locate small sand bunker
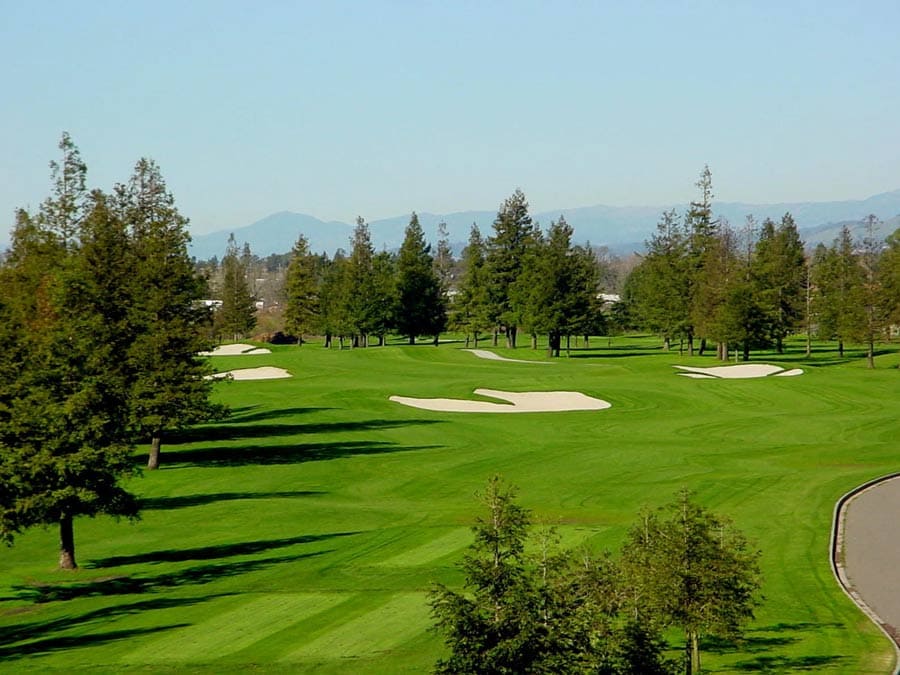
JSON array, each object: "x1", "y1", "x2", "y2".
[
  {"x1": 463, "y1": 349, "x2": 551, "y2": 364},
  {"x1": 199, "y1": 343, "x2": 272, "y2": 356},
  {"x1": 674, "y1": 364, "x2": 803, "y2": 379},
  {"x1": 390, "y1": 388, "x2": 611, "y2": 413},
  {"x1": 208, "y1": 366, "x2": 291, "y2": 381}
]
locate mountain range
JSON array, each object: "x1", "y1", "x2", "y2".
[{"x1": 188, "y1": 189, "x2": 900, "y2": 261}]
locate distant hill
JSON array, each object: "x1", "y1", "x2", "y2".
[{"x1": 166, "y1": 188, "x2": 900, "y2": 260}]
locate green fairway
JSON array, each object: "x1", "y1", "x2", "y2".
[{"x1": 1, "y1": 336, "x2": 898, "y2": 673}]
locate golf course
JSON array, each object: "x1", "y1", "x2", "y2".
[{"x1": 1, "y1": 335, "x2": 898, "y2": 673}]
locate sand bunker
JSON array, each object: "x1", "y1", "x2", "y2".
[
  {"x1": 200, "y1": 343, "x2": 272, "y2": 356},
  {"x1": 674, "y1": 364, "x2": 803, "y2": 379},
  {"x1": 208, "y1": 366, "x2": 291, "y2": 381},
  {"x1": 463, "y1": 349, "x2": 551, "y2": 364},
  {"x1": 390, "y1": 388, "x2": 611, "y2": 413}
]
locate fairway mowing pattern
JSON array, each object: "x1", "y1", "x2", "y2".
[
  {"x1": 374, "y1": 528, "x2": 472, "y2": 567},
  {"x1": 121, "y1": 593, "x2": 345, "y2": 663},
  {"x1": 280, "y1": 593, "x2": 430, "y2": 662}
]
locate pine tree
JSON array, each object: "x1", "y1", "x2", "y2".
[
  {"x1": 115, "y1": 158, "x2": 223, "y2": 470},
  {"x1": 621, "y1": 490, "x2": 762, "y2": 675},
  {"x1": 345, "y1": 217, "x2": 378, "y2": 346},
  {"x1": 283, "y1": 234, "x2": 320, "y2": 343},
  {"x1": 451, "y1": 224, "x2": 492, "y2": 346},
  {"x1": 395, "y1": 213, "x2": 447, "y2": 345},
  {"x1": 0, "y1": 163, "x2": 138, "y2": 569},
  {"x1": 486, "y1": 189, "x2": 539, "y2": 347},
  {"x1": 216, "y1": 234, "x2": 257, "y2": 341}
]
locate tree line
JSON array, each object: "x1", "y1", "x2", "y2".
[
  {"x1": 0, "y1": 134, "x2": 223, "y2": 568},
  {"x1": 431, "y1": 476, "x2": 762, "y2": 675},
  {"x1": 281, "y1": 190, "x2": 609, "y2": 356},
  {"x1": 622, "y1": 167, "x2": 900, "y2": 366}
]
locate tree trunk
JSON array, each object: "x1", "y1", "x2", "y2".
[
  {"x1": 433, "y1": 334, "x2": 439, "y2": 346},
  {"x1": 584, "y1": 335, "x2": 589, "y2": 348},
  {"x1": 338, "y1": 335, "x2": 344, "y2": 350},
  {"x1": 565, "y1": 335, "x2": 571, "y2": 353},
  {"x1": 838, "y1": 339, "x2": 844, "y2": 357},
  {"x1": 324, "y1": 333, "x2": 332, "y2": 348},
  {"x1": 492, "y1": 330, "x2": 499, "y2": 347},
  {"x1": 59, "y1": 515, "x2": 77, "y2": 570},
  {"x1": 867, "y1": 340, "x2": 875, "y2": 369},
  {"x1": 409, "y1": 335, "x2": 415, "y2": 345},
  {"x1": 465, "y1": 334, "x2": 470, "y2": 348},
  {"x1": 147, "y1": 433, "x2": 162, "y2": 470},
  {"x1": 698, "y1": 337, "x2": 707, "y2": 356},
  {"x1": 742, "y1": 340, "x2": 751, "y2": 361},
  {"x1": 776, "y1": 336, "x2": 784, "y2": 354},
  {"x1": 688, "y1": 630, "x2": 701, "y2": 674},
  {"x1": 687, "y1": 334, "x2": 694, "y2": 357},
  {"x1": 531, "y1": 333, "x2": 537, "y2": 350}
]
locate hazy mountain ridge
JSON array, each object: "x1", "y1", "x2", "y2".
[{"x1": 82, "y1": 190, "x2": 900, "y2": 259}]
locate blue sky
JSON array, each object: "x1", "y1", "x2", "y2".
[{"x1": 2, "y1": 1, "x2": 899, "y2": 239}]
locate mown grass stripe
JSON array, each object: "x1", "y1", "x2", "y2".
[
  {"x1": 122, "y1": 592, "x2": 345, "y2": 663},
  {"x1": 374, "y1": 528, "x2": 472, "y2": 567},
  {"x1": 281, "y1": 592, "x2": 430, "y2": 661}
]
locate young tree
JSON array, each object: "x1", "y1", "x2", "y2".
[
  {"x1": 812, "y1": 226, "x2": 866, "y2": 357},
  {"x1": 115, "y1": 158, "x2": 224, "y2": 470},
  {"x1": 345, "y1": 217, "x2": 379, "y2": 346},
  {"x1": 430, "y1": 476, "x2": 676, "y2": 674},
  {"x1": 621, "y1": 490, "x2": 762, "y2": 675},
  {"x1": 855, "y1": 215, "x2": 888, "y2": 368},
  {"x1": 370, "y1": 249, "x2": 398, "y2": 345},
  {"x1": 283, "y1": 233, "x2": 320, "y2": 343},
  {"x1": 216, "y1": 234, "x2": 257, "y2": 340},
  {"x1": 395, "y1": 213, "x2": 447, "y2": 344}
]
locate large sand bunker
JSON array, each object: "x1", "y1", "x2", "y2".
[
  {"x1": 200, "y1": 343, "x2": 272, "y2": 356},
  {"x1": 390, "y1": 388, "x2": 611, "y2": 413},
  {"x1": 463, "y1": 349, "x2": 551, "y2": 364},
  {"x1": 674, "y1": 364, "x2": 803, "y2": 379},
  {"x1": 208, "y1": 366, "x2": 291, "y2": 381}
]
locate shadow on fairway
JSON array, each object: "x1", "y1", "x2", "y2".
[
  {"x1": 140, "y1": 490, "x2": 325, "y2": 511},
  {"x1": 165, "y1": 439, "x2": 441, "y2": 468},
  {"x1": 731, "y1": 654, "x2": 847, "y2": 671},
  {"x1": 0, "y1": 594, "x2": 230, "y2": 657},
  {"x1": 0, "y1": 625, "x2": 189, "y2": 659},
  {"x1": 87, "y1": 532, "x2": 358, "y2": 568},
  {"x1": 11, "y1": 550, "x2": 330, "y2": 603},
  {"x1": 173, "y1": 418, "x2": 443, "y2": 444}
]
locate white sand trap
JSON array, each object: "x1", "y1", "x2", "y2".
[
  {"x1": 463, "y1": 349, "x2": 551, "y2": 364},
  {"x1": 390, "y1": 388, "x2": 611, "y2": 413},
  {"x1": 674, "y1": 364, "x2": 804, "y2": 379},
  {"x1": 208, "y1": 366, "x2": 291, "y2": 381},
  {"x1": 199, "y1": 343, "x2": 272, "y2": 356}
]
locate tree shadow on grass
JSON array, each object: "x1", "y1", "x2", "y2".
[
  {"x1": 0, "y1": 594, "x2": 231, "y2": 656},
  {"x1": 11, "y1": 550, "x2": 330, "y2": 603},
  {"x1": 140, "y1": 490, "x2": 325, "y2": 511},
  {"x1": 164, "y1": 439, "x2": 441, "y2": 469},
  {"x1": 731, "y1": 654, "x2": 847, "y2": 671},
  {"x1": 0, "y1": 624, "x2": 189, "y2": 660},
  {"x1": 87, "y1": 532, "x2": 358, "y2": 568},
  {"x1": 172, "y1": 418, "x2": 442, "y2": 444},
  {"x1": 222, "y1": 406, "x2": 333, "y2": 425}
]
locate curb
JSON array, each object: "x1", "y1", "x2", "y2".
[{"x1": 831, "y1": 472, "x2": 900, "y2": 675}]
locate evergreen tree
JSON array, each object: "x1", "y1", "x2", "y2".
[
  {"x1": 115, "y1": 158, "x2": 223, "y2": 470},
  {"x1": 0, "y1": 164, "x2": 138, "y2": 569},
  {"x1": 395, "y1": 213, "x2": 447, "y2": 344},
  {"x1": 486, "y1": 189, "x2": 539, "y2": 347},
  {"x1": 621, "y1": 490, "x2": 762, "y2": 675},
  {"x1": 283, "y1": 233, "x2": 320, "y2": 343},
  {"x1": 216, "y1": 234, "x2": 257, "y2": 340},
  {"x1": 751, "y1": 214, "x2": 806, "y2": 353},
  {"x1": 318, "y1": 251, "x2": 352, "y2": 348},
  {"x1": 855, "y1": 215, "x2": 888, "y2": 368},
  {"x1": 346, "y1": 217, "x2": 378, "y2": 346},
  {"x1": 880, "y1": 228, "x2": 900, "y2": 330},
  {"x1": 452, "y1": 224, "x2": 492, "y2": 346},
  {"x1": 685, "y1": 166, "x2": 719, "y2": 355},
  {"x1": 812, "y1": 226, "x2": 866, "y2": 357},
  {"x1": 434, "y1": 220, "x2": 455, "y2": 293},
  {"x1": 370, "y1": 250, "x2": 398, "y2": 345}
]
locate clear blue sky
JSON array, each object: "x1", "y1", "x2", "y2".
[{"x1": 2, "y1": 1, "x2": 899, "y2": 239}]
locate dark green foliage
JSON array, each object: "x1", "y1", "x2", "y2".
[
  {"x1": 451, "y1": 224, "x2": 492, "y2": 345},
  {"x1": 283, "y1": 234, "x2": 320, "y2": 342},
  {"x1": 811, "y1": 226, "x2": 866, "y2": 357},
  {"x1": 345, "y1": 217, "x2": 379, "y2": 345},
  {"x1": 115, "y1": 159, "x2": 223, "y2": 469},
  {"x1": 395, "y1": 213, "x2": 446, "y2": 344},
  {"x1": 486, "y1": 189, "x2": 539, "y2": 347},
  {"x1": 430, "y1": 477, "x2": 677, "y2": 675},
  {"x1": 0, "y1": 174, "x2": 138, "y2": 569},
  {"x1": 621, "y1": 489, "x2": 762, "y2": 675},
  {"x1": 216, "y1": 234, "x2": 257, "y2": 340}
]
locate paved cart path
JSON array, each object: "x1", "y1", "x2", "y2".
[{"x1": 842, "y1": 475, "x2": 900, "y2": 645}]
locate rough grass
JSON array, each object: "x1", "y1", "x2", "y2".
[{"x1": 0, "y1": 335, "x2": 898, "y2": 673}]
